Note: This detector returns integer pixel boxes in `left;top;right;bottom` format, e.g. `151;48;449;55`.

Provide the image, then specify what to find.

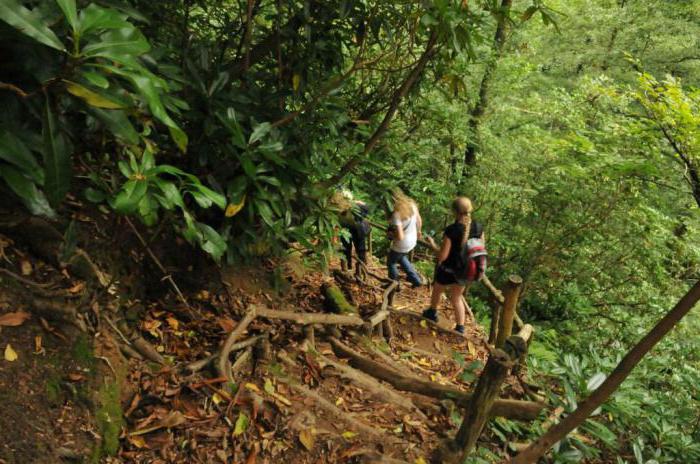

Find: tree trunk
510;279;700;463
463;0;512;169
319;30;439;189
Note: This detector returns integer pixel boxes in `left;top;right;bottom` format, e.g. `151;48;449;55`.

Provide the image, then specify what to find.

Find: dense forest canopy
1;0;700;462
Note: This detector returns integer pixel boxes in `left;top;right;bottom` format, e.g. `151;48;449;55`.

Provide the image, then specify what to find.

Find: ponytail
452;197;474;246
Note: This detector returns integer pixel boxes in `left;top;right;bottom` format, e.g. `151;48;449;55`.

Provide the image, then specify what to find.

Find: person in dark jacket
422;197;484;334
339;199;371;274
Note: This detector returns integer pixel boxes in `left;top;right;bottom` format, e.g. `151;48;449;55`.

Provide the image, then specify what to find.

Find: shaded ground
0;258;96;463
0;220;532;464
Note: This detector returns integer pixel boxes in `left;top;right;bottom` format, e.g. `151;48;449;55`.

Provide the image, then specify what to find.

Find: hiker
386;189;423;287
422;197;486;334
338;192;371;274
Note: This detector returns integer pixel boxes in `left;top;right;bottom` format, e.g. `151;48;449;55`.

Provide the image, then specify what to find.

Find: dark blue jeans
387;250;422;286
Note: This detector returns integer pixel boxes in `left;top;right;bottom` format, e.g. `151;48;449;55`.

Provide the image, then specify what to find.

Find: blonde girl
387;189;423;287
422;197;484;334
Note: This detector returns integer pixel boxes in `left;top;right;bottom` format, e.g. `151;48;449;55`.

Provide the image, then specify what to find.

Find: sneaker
422;308;438;323
454;324;465;334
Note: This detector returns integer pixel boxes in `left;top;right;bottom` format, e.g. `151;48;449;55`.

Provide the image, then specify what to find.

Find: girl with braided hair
422;197;484;334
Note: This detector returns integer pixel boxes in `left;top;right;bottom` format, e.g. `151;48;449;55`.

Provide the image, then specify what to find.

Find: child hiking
387;189;423;288
422;197;486;334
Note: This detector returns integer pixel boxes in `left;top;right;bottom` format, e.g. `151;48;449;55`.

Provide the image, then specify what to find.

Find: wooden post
441;348;513;463
489;300;501;345
495;275;523;348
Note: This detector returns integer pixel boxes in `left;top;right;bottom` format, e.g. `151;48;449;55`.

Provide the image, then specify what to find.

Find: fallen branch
256;306;364;326
329;337;544;421
217;307;258;384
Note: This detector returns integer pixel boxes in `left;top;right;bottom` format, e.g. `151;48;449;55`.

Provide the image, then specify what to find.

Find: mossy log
322;282;358;314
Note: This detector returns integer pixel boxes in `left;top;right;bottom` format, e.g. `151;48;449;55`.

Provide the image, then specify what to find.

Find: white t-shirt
390;205;418;253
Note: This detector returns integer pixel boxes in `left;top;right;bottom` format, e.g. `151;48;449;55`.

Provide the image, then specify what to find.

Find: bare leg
449;285;466;326
430;282;446;310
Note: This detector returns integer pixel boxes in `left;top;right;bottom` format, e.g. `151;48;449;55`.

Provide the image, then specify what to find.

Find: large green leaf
0;0;65;51
79;4;132;35
57;0;79;33
113;179;148;213
130;75;187;151
196;222;227;261
42;101;71;206
88;107;140;145
0;165;55;218
83;26;150;58
0;130;44;184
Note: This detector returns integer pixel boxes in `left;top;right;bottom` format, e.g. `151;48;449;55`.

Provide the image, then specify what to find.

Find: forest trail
0;234;537;464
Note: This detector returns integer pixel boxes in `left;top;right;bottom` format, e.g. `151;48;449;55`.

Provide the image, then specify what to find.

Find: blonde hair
392;188;416;221
452;197;473;246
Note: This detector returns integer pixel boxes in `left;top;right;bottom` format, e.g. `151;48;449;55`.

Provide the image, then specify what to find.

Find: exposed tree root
316;353;428;421
217;307;257;384
132;335;167;364
184;336;263;373
256;306;364;326
277;351;401;442
329;337;545;421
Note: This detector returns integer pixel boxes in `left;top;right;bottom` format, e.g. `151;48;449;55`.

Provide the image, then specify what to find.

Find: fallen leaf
4;344;18;361
216;449;228;463
212;393;223;405
128;435;147;449
419;320;427;328
0;311;31;327
218;317;235;332
68;282;85;294
130;411;186;436
68;373;86;382
335;397;344;406
245;445;258;464
245;383;261;393
233;412;249;436
415;458;427;464
34;336;44;354
20;259;32;276
299;428;315;451
467;341;476;357
341;431;357;439
166;316;179;330
264;378;275;395
269;391;292;406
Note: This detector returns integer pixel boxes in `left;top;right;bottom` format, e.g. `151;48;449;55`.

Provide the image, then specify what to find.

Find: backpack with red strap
459;237;488;281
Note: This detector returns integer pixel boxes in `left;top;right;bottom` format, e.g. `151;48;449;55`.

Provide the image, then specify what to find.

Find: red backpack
459;237;488;281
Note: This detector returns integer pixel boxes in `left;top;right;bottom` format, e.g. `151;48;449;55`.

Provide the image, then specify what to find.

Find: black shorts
434;264;467;286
